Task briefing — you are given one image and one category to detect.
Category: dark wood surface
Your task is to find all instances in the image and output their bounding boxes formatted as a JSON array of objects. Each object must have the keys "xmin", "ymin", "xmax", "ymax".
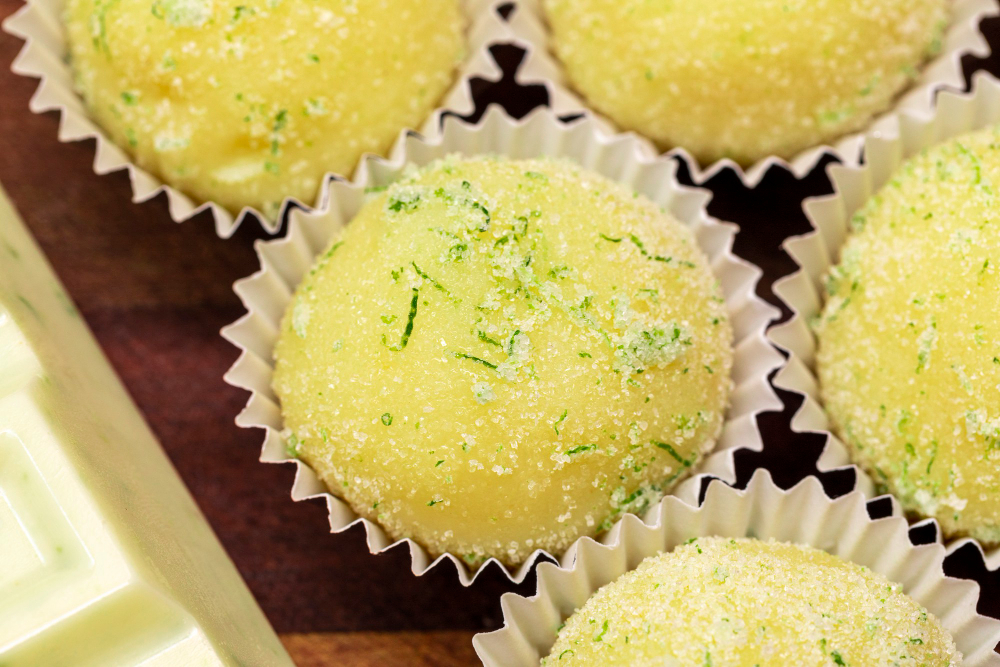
[{"xmin": 2, "ymin": 3, "xmax": 999, "ymax": 663}]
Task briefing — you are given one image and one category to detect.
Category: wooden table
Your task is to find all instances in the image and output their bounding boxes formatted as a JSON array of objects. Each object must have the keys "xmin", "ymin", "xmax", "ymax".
[{"xmin": 2, "ymin": 4, "xmax": 999, "ymax": 663}]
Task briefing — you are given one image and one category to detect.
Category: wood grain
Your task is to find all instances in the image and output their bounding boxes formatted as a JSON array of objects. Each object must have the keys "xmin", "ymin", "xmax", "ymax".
[
  {"xmin": 280, "ymin": 632, "xmax": 478, "ymax": 667},
  {"xmin": 2, "ymin": 2, "xmax": 999, "ymax": 664}
]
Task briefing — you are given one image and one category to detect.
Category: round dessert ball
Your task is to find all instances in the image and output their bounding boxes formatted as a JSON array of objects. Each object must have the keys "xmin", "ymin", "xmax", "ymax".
[
  {"xmin": 272, "ymin": 155, "xmax": 733, "ymax": 566},
  {"xmin": 64, "ymin": 0, "xmax": 464, "ymax": 218},
  {"xmin": 544, "ymin": 537, "xmax": 959, "ymax": 665},
  {"xmin": 817, "ymin": 127, "xmax": 1000, "ymax": 547},
  {"xmin": 542, "ymin": 0, "xmax": 948, "ymax": 166}
]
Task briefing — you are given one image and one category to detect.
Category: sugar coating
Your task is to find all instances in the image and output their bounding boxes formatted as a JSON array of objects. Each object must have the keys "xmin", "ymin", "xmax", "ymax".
[
  {"xmin": 542, "ymin": 0, "xmax": 948, "ymax": 166},
  {"xmin": 543, "ymin": 537, "xmax": 959, "ymax": 666},
  {"xmin": 272, "ymin": 156, "xmax": 733, "ymax": 566},
  {"xmin": 63, "ymin": 0, "xmax": 464, "ymax": 217},
  {"xmin": 818, "ymin": 127, "xmax": 1000, "ymax": 547}
]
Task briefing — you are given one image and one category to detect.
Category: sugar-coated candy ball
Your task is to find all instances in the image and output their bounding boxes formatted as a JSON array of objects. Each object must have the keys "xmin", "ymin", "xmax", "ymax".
[
  {"xmin": 64, "ymin": 0, "xmax": 465, "ymax": 217},
  {"xmin": 544, "ymin": 537, "xmax": 959, "ymax": 665},
  {"xmin": 818, "ymin": 127, "xmax": 1000, "ymax": 546},
  {"xmin": 543, "ymin": 0, "xmax": 948, "ymax": 165},
  {"xmin": 273, "ymin": 155, "xmax": 733, "ymax": 566}
]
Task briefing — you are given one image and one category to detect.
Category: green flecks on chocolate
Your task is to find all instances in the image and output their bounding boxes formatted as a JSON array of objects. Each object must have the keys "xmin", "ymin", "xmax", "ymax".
[
  {"xmin": 309, "ymin": 241, "xmax": 344, "ymax": 277},
  {"xmin": 446, "ymin": 242, "xmax": 468, "ymax": 262},
  {"xmin": 387, "ymin": 190, "xmax": 421, "ymax": 213},
  {"xmin": 472, "ymin": 381, "xmax": 495, "ymax": 404},
  {"xmin": 284, "ymin": 433, "xmax": 301, "ymax": 458},
  {"xmin": 593, "ymin": 619, "xmax": 609, "ymax": 642},
  {"xmin": 16, "ymin": 295, "xmax": 40, "ymax": 320},
  {"xmin": 477, "ymin": 330, "xmax": 502, "ymax": 347},
  {"xmin": 915, "ymin": 318, "xmax": 938, "ymax": 374},
  {"xmin": 452, "ymin": 351, "xmax": 498, "ymax": 370},
  {"xmin": 548, "ymin": 265, "xmax": 572, "ymax": 279},
  {"xmin": 925, "ymin": 439, "xmax": 939, "ymax": 474},
  {"xmin": 382, "ymin": 288, "xmax": 419, "ymax": 351},
  {"xmin": 91, "ymin": 0, "xmax": 121, "ymax": 55},
  {"xmin": 614, "ymin": 319, "xmax": 690, "ymax": 376},
  {"xmin": 553, "ymin": 409, "xmax": 568, "ymax": 435},
  {"xmin": 54, "ymin": 289, "xmax": 79, "ymax": 318},
  {"xmin": 859, "ymin": 74, "xmax": 881, "ymax": 97},
  {"xmin": 304, "ymin": 98, "xmax": 329, "ymax": 117},
  {"xmin": 429, "ymin": 227, "xmax": 468, "ymax": 262},
  {"xmin": 637, "ymin": 287, "xmax": 659, "ymax": 303},
  {"xmin": 411, "ymin": 262, "xmax": 453, "ymax": 299},
  {"xmin": 967, "ymin": 409, "xmax": 1000, "ymax": 451},
  {"xmin": 151, "ymin": 0, "xmax": 212, "ymax": 27},
  {"xmin": 600, "ymin": 232, "xmax": 696, "ymax": 267},
  {"xmin": 506, "ymin": 329, "xmax": 525, "ymax": 356},
  {"xmin": 653, "ymin": 440, "xmax": 692, "ymax": 467},
  {"xmin": 3, "ymin": 239, "xmax": 20, "ymax": 259},
  {"xmin": 817, "ymin": 108, "xmax": 856, "ymax": 127},
  {"xmin": 432, "ymin": 183, "xmax": 491, "ymax": 231},
  {"xmin": 270, "ymin": 109, "xmax": 289, "ymax": 156},
  {"xmin": 232, "ymin": 5, "xmax": 255, "ymax": 22}
]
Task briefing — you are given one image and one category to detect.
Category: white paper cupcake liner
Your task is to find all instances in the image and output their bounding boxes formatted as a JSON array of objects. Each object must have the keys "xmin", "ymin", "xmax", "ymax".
[
  {"xmin": 769, "ymin": 71, "xmax": 1000, "ymax": 571},
  {"xmin": 221, "ymin": 106, "xmax": 784, "ymax": 586},
  {"xmin": 473, "ymin": 470, "xmax": 1000, "ymax": 666},
  {"xmin": 498, "ymin": 0, "xmax": 998, "ymax": 187},
  {"xmin": 1, "ymin": 0, "xmax": 525, "ymax": 238}
]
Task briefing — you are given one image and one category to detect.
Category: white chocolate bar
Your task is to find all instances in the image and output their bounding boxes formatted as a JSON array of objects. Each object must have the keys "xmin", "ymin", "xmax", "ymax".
[{"xmin": 0, "ymin": 186, "xmax": 292, "ymax": 666}]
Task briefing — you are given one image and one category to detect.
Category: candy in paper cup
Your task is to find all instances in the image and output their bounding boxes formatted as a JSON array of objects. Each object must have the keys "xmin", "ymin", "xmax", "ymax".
[
  {"xmin": 1, "ymin": 0, "xmax": 523, "ymax": 238},
  {"xmin": 769, "ymin": 71, "xmax": 1000, "ymax": 570},
  {"xmin": 498, "ymin": 0, "xmax": 997, "ymax": 186},
  {"xmin": 473, "ymin": 470, "xmax": 1000, "ymax": 666},
  {"xmin": 221, "ymin": 106, "xmax": 784, "ymax": 585}
]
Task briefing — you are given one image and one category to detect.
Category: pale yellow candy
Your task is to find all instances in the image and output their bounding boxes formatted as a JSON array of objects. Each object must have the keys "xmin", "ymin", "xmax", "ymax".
[
  {"xmin": 0, "ymin": 186, "xmax": 292, "ymax": 665},
  {"xmin": 544, "ymin": 537, "xmax": 959, "ymax": 666},
  {"xmin": 272, "ymin": 156, "xmax": 732, "ymax": 566},
  {"xmin": 542, "ymin": 0, "xmax": 948, "ymax": 166},
  {"xmin": 817, "ymin": 128, "xmax": 1000, "ymax": 546},
  {"xmin": 64, "ymin": 0, "xmax": 464, "ymax": 217}
]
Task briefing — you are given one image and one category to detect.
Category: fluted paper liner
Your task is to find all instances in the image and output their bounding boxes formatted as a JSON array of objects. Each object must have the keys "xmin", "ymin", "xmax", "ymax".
[
  {"xmin": 1, "ymin": 0, "xmax": 527, "ymax": 238},
  {"xmin": 473, "ymin": 471, "xmax": 1000, "ymax": 666},
  {"xmin": 221, "ymin": 107, "xmax": 783, "ymax": 585},
  {"xmin": 499, "ymin": 0, "xmax": 997, "ymax": 186},
  {"xmin": 769, "ymin": 71, "xmax": 1000, "ymax": 571}
]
